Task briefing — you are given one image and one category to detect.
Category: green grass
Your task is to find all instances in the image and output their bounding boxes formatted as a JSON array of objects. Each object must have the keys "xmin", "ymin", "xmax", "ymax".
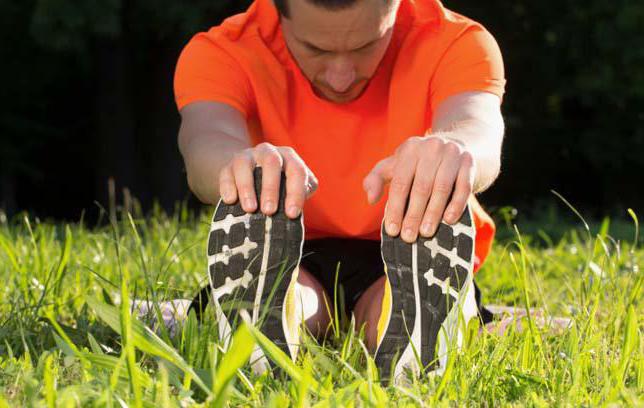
[{"xmin": 0, "ymin": 203, "xmax": 642, "ymax": 406}]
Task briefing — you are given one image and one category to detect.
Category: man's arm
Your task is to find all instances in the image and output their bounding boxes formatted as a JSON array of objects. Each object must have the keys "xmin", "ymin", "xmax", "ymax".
[
  {"xmin": 430, "ymin": 91, "xmax": 504, "ymax": 194},
  {"xmin": 178, "ymin": 101, "xmax": 251, "ymax": 205},
  {"xmin": 363, "ymin": 91, "xmax": 504, "ymax": 243},
  {"xmin": 178, "ymin": 101, "xmax": 317, "ymax": 217}
]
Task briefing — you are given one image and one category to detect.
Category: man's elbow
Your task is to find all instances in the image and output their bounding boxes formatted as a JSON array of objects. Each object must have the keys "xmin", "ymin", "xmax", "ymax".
[
  {"xmin": 477, "ymin": 115, "xmax": 504, "ymax": 192},
  {"xmin": 185, "ymin": 171, "xmax": 203, "ymax": 202},
  {"xmin": 473, "ymin": 135, "xmax": 503, "ymax": 194},
  {"xmin": 473, "ymin": 162, "xmax": 498, "ymax": 194}
]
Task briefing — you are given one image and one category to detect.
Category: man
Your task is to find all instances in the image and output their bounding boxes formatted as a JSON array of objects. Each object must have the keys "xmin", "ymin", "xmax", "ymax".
[{"xmin": 174, "ymin": 0, "xmax": 505, "ymax": 380}]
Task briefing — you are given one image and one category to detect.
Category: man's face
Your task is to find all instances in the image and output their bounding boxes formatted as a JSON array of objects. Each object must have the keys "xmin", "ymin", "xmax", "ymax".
[{"xmin": 280, "ymin": 0, "xmax": 399, "ymax": 103}]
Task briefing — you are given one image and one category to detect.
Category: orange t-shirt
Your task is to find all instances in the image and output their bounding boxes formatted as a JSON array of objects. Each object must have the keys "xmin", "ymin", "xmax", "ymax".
[{"xmin": 174, "ymin": 0, "xmax": 505, "ymax": 271}]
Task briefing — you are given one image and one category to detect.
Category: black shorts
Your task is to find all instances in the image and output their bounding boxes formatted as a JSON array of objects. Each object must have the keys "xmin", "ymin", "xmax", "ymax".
[
  {"xmin": 300, "ymin": 238, "xmax": 494, "ymax": 324},
  {"xmin": 300, "ymin": 238, "xmax": 385, "ymax": 313}
]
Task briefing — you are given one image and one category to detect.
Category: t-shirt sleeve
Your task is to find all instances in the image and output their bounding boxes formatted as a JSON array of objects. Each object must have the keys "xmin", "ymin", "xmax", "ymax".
[
  {"xmin": 429, "ymin": 26, "xmax": 506, "ymax": 110},
  {"xmin": 174, "ymin": 33, "xmax": 254, "ymax": 116}
]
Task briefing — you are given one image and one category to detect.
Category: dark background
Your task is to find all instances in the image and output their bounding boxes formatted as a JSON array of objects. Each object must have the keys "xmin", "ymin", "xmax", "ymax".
[{"xmin": 1, "ymin": 0, "xmax": 642, "ymax": 222}]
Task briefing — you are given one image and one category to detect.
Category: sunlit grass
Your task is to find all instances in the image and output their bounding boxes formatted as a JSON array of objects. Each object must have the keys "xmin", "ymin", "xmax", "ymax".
[{"xmin": 0, "ymin": 204, "xmax": 642, "ymax": 406}]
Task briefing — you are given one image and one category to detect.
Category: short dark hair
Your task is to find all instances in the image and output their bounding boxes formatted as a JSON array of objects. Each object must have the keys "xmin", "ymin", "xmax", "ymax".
[{"xmin": 274, "ymin": 0, "xmax": 364, "ymax": 18}]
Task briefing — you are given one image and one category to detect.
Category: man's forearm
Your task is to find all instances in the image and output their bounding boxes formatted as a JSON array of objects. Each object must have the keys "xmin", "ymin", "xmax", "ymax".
[
  {"xmin": 429, "ymin": 92, "xmax": 505, "ymax": 194},
  {"xmin": 432, "ymin": 116, "xmax": 503, "ymax": 193},
  {"xmin": 180, "ymin": 132, "xmax": 250, "ymax": 204}
]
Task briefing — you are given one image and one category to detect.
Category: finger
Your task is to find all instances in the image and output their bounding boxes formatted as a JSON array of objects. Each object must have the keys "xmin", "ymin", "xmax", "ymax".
[
  {"xmin": 254, "ymin": 144, "xmax": 283, "ymax": 215},
  {"xmin": 384, "ymin": 154, "xmax": 418, "ymax": 237},
  {"xmin": 402, "ymin": 157, "xmax": 440, "ymax": 242},
  {"xmin": 363, "ymin": 156, "xmax": 395, "ymax": 205},
  {"xmin": 218, "ymin": 164, "xmax": 237, "ymax": 204},
  {"xmin": 443, "ymin": 153, "xmax": 474, "ymax": 224},
  {"xmin": 420, "ymin": 148, "xmax": 460, "ymax": 237},
  {"xmin": 231, "ymin": 151, "xmax": 257, "ymax": 213},
  {"xmin": 281, "ymin": 147, "xmax": 308, "ymax": 218}
]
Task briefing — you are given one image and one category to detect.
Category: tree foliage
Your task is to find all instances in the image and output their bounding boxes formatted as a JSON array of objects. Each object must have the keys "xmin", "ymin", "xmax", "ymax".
[
  {"xmin": 0, "ymin": 0, "xmax": 642, "ymax": 216},
  {"xmin": 454, "ymin": 0, "xmax": 644, "ymax": 212}
]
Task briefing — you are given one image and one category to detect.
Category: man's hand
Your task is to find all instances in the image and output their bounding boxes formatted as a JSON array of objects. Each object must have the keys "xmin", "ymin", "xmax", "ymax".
[
  {"xmin": 219, "ymin": 142, "xmax": 318, "ymax": 218},
  {"xmin": 363, "ymin": 136, "xmax": 475, "ymax": 243}
]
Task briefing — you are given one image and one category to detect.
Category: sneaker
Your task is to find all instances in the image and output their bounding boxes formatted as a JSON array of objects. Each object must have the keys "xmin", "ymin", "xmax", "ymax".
[
  {"xmin": 207, "ymin": 167, "xmax": 304, "ymax": 374},
  {"xmin": 375, "ymin": 204, "xmax": 478, "ymax": 382}
]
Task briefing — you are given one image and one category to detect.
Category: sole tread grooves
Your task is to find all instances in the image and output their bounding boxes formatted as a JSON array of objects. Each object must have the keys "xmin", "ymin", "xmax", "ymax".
[
  {"xmin": 376, "ymin": 204, "xmax": 476, "ymax": 382},
  {"xmin": 207, "ymin": 168, "xmax": 303, "ymax": 371}
]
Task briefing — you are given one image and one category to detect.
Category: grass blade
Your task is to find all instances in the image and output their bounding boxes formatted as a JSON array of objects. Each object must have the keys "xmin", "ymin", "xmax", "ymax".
[
  {"xmin": 245, "ymin": 324, "xmax": 329, "ymax": 397},
  {"xmin": 211, "ymin": 323, "xmax": 256, "ymax": 407},
  {"xmin": 86, "ymin": 297, "xmax": 212, "ymax": 397}
]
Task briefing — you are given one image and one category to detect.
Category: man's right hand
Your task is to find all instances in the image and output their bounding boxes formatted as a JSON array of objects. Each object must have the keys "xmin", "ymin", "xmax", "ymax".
[{"xmin": 218, "ymin": 142, "xmax": 318, "ymax": 219}]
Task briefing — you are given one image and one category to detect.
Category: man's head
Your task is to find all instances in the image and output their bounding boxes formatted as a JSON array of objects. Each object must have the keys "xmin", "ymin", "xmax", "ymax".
[{"xmin": 277, "ymin": 0, "xmax": 400, "ymax": 103}]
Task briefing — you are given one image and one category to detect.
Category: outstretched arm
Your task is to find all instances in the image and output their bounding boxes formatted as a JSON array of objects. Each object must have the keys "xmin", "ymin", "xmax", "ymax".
[
  {"xmin": 430, "ymin": 91, "xmax": 504, "ymax": 194},
  {"xmin": 178, "ymin": 101, "xmax": 251, "ymax": 205}
]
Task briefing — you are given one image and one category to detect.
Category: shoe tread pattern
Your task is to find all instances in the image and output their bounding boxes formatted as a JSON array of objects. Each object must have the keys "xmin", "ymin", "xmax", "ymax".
[
  {"xmin": 377, "ymin": 206, "xmax": 475, "ymax": 380},
  {"xmin": 375, "ymin": 235, "xmax": 415, "ymax": 381},
  {"xmin": 208, "ymin": 167, "xmax": 303, "ymax": 363}
]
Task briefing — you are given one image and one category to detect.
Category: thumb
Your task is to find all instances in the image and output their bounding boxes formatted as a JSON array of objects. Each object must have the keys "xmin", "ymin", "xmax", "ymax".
[{"xmin": 363, "ymin": 156, "xmax": 395, "ymax": 205}]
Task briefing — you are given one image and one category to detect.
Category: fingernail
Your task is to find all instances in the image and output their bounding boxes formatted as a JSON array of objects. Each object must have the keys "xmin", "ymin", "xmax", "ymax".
[
  {"xmin": 387, "ymin": 222, "xmax": 398, "ymax": 235},
  {"xmin": 244, "ymin": 198, "xmax": 256, "ymax": 211},
  {"xmin": 420, "ymin": 223, "xmax": 431, "ymax": 236},
  {"xmin": 402, "ymin": 228, "xmax": 415, "ymax": 242},
  {"xmin": 263, "ymin": 200, "xmax": 275, "ymax": 213},
  {"xmin": 445, "ymin": 211, "xmax": 456, "ymax": 223},
  {"xmin": 288, "ymin": 205, "xmax": 300, "ymax": 218},
  {"xmin": 426, "ymin": 222, "xmax": 436, "ymax": 236}
]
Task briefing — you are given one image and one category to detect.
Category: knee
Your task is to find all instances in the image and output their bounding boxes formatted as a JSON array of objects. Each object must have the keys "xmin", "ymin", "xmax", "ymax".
[
  {"xmin": 354, "ymin": 275, "xmax": 386, "ymax": 351},
  {"xmin": 294, "ymin": 266, "xmax": 332, "ymax": 336}
]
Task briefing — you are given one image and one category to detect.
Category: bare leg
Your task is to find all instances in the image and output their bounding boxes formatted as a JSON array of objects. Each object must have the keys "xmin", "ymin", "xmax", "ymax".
[
  {"xmin": 482, "ymin": 305, "xmax": 572, "ymax": 335},
  {"xmin": 295, "ymin": 266, "xmax": 332, "ymax": 337},
  {"xmin": 353, "ymin": 275, "xmax": 386, "ymax": 352}
]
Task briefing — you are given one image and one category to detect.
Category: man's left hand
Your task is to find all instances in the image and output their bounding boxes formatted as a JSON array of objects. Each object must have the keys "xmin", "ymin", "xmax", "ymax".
[{"xmin": 363, "ymin": 135, "xmax": 475, "ymax": 243}]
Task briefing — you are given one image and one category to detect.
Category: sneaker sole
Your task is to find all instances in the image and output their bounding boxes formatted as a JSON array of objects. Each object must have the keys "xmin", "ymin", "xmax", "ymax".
[
  {"xmin": 375, "ymin": 205, "xmax": 476, "ymax": 381},
  {"xmin": 207, "ymin": 167, "xmax": 304, "ymax": 373}
]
